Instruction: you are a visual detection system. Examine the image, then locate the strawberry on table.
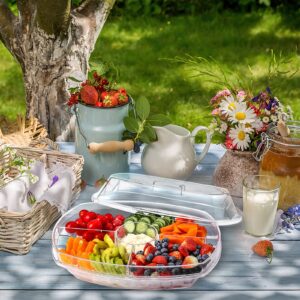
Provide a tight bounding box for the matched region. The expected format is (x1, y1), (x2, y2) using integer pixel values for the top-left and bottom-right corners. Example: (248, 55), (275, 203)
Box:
(252, 240), (273, 263)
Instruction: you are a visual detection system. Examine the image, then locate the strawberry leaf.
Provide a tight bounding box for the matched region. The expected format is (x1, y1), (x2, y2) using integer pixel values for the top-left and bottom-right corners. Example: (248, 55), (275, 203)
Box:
(135, 97), (150, 120)
(123, 117), (139, 133)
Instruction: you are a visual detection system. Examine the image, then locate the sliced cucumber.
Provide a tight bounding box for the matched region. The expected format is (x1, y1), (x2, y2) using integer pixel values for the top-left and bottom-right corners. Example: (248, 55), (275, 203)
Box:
(148, 214), (158, 222)
(139, 216), (151, 224)
(152, 223), (160, 232)
(155, 219), (166, 227)
(135, 221), (148, 234)
(125, 216), (139, 223)
(162, 216), (172, 225)
(146, 228), (156, 238)
(124, 220), (135, 233)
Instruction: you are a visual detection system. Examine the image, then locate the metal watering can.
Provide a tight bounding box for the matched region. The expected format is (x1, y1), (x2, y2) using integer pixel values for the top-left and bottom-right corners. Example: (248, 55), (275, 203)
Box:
(75, 102), (133, 185)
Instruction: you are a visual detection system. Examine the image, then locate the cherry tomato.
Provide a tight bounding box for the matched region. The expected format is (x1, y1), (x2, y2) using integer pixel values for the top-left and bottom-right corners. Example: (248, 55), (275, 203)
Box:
(79, 209), (89, 220)
(94, 232), (105, 240)
(87, 219), (103, 230)
(104, 213), (114, 223)
(83, 211), (97, 223)
(75, 218), (87, 228)
(65, 221), (77, 234)
(104, 223), (114, 231)
(114, 214), (125, 222)
(113, 218), (123, 227)
(82, 231), (94, 242)
(96, 215), (106, 225)
(108, 231), (115, 241)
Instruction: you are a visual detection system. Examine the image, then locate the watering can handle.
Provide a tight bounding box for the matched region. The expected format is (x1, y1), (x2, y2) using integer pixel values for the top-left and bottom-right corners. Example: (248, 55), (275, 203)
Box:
(191, 126), (212, 163)
(88, 140), (134, 154)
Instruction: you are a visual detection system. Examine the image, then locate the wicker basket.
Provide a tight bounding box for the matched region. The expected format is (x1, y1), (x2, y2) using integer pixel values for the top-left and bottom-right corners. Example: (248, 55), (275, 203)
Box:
(0, 146), (84, 254)
(0, 115), (58, 149)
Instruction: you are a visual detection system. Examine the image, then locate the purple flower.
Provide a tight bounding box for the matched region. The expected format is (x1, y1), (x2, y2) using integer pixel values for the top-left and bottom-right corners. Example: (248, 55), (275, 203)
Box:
(50, 175), (59, 187)
(266, 87), (272, 94)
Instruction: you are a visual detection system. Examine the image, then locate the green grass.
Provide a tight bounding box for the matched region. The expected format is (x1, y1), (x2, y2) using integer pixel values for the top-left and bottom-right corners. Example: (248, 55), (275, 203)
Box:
(1, 12), (300, 137)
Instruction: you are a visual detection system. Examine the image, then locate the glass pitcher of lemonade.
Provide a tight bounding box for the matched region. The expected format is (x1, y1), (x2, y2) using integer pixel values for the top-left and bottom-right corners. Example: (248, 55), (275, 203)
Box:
(254, 121), (300, 210)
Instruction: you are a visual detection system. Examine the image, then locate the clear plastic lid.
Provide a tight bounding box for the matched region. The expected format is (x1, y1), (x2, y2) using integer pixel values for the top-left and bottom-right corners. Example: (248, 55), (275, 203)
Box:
(92, 173), (242, 226)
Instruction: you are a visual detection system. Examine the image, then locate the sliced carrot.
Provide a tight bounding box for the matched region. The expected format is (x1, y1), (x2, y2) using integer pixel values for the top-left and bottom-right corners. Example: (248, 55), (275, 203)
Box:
(72, 237), (81, 254)
(77, 239), (88, 254)
(187, 227), (198, 236)
(160, 223), (175, 233)
(177, 223), (198, 233)
(66, 237), (75, 254)
(85, 241), (96, 254)
(197, 226), (207, 237)
(193, 237), (206, 245)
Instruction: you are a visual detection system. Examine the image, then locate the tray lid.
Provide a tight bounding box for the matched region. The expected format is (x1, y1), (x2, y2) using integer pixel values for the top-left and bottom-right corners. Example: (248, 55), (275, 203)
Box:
(91, 173), (242, 226)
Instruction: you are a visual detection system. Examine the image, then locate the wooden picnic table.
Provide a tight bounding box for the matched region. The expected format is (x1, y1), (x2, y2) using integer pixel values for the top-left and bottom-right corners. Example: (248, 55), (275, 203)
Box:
(1, 144), (299, 300)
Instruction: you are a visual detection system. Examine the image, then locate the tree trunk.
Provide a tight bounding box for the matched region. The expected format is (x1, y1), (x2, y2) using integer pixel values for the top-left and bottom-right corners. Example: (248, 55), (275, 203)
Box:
(0, 0), (115, 140)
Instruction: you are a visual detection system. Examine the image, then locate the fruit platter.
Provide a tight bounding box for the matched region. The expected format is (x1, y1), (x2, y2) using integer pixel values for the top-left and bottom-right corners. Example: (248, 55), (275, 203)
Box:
(52, 203), (221, 290)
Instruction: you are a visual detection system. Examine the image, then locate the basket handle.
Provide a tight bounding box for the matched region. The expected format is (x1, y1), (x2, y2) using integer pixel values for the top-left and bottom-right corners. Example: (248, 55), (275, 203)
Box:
(30, 137), (59, 151)
(88, 140), (134, 154)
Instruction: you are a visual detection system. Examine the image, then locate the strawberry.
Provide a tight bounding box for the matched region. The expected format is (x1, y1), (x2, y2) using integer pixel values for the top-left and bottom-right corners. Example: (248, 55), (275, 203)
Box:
(178, 245), (189, 257)
(95, 101), (103, 107)
(181, 238), (197, 252)
(160, 271), (172, 276)
(200, 244), (214, 256)
(135, 254), (146, 265)
(252, 240), (273, 263)
(144, 243), (156, 256)
(131, 259), (144, 276)
(118, 88), (127, 94)
(169, 251), (182, 260)
(102, 91), (118, 107)
(146, 262), (157, 267)
(115, 91), (128, 105)
(182, 256), (198, 269)
(152, 255), (168, 265)
(80, 85), (98, 105)
(168, 243), (174, 251)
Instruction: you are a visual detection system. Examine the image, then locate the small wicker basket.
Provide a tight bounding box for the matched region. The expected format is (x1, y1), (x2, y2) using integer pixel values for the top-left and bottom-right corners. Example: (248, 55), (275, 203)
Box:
(0, 146), (84, 254)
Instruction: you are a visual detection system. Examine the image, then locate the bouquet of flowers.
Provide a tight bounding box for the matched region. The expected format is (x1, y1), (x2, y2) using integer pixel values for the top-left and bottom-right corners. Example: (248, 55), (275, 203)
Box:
(209, 87), (290, 151)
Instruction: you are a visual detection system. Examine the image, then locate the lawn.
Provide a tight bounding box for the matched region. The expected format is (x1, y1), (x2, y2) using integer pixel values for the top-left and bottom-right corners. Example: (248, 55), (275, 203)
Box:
(1, 12), (300, 139)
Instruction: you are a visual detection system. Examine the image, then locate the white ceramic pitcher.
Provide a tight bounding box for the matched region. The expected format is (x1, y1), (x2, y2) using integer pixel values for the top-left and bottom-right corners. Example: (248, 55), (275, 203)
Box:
(141, 124), (212, 180)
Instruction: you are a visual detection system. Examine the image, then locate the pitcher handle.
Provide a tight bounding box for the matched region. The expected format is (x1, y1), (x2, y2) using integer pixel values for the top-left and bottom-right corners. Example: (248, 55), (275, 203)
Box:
(191, 126), (212, 163)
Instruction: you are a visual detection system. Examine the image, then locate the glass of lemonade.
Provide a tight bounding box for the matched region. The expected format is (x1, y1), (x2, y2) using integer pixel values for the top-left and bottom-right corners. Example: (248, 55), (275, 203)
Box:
(243, 175), (280, 236)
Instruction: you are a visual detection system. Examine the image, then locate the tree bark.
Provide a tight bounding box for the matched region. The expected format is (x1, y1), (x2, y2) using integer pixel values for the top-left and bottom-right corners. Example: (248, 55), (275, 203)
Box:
(0, 0), (115, 140)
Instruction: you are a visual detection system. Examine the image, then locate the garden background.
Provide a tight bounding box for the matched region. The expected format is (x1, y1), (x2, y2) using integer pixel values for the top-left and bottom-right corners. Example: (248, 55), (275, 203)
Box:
(1, 0), (300, 138)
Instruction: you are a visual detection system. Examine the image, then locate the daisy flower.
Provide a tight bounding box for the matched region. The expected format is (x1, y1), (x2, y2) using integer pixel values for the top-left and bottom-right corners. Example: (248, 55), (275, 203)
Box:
(219, 96), (239, 116)
(229, 125), (251, 151)
(263, 116), (270, 123)
(271, 115), (277, 122)
(228, 103), (257, 124)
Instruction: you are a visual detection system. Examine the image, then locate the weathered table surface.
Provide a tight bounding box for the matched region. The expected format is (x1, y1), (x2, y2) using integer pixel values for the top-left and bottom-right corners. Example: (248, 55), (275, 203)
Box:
(1, 144), (299, 300)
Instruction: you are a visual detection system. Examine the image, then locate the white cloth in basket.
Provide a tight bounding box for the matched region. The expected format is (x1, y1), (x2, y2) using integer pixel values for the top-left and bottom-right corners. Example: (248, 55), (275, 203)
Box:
(0, 161), (75, 213)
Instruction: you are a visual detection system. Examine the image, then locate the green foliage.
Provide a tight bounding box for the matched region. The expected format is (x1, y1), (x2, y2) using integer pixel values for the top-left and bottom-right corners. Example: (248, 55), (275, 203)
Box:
(123, 98), (170, 144)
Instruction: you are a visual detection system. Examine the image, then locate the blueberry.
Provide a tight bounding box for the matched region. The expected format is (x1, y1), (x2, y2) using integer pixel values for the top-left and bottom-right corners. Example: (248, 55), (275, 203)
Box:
(155, 241), (161, 247)
(202, 254), (209, 261)
(168, 262), (175, 267)
(172, 244), (179, 251)
(162, 242), (168, 248)
(146, 253), (154, 262)
(130, 266), (137, 272)
(193, 249), (200, 256)
(171, 267), (181, 275)
(133, 143), (141, 153)
(136, 250), (144, 255)
(196, 245), (201, 250)
(162, 253), (169, 257)
(162, 238), (169, 243)
(161, 247), (168, 254)
(193, 265), (202, 273)
(168, 256), (176, 263)
(197, 255), (202, 262)
(157, 264), (164, 273)
(182, 268), (192, 274)
(144, 269), (152, 276)
(156, 245), (162, 250)
(154, 250), (161, 256)
(175, 259), (182, 265)
(136, 140), (142, 147)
